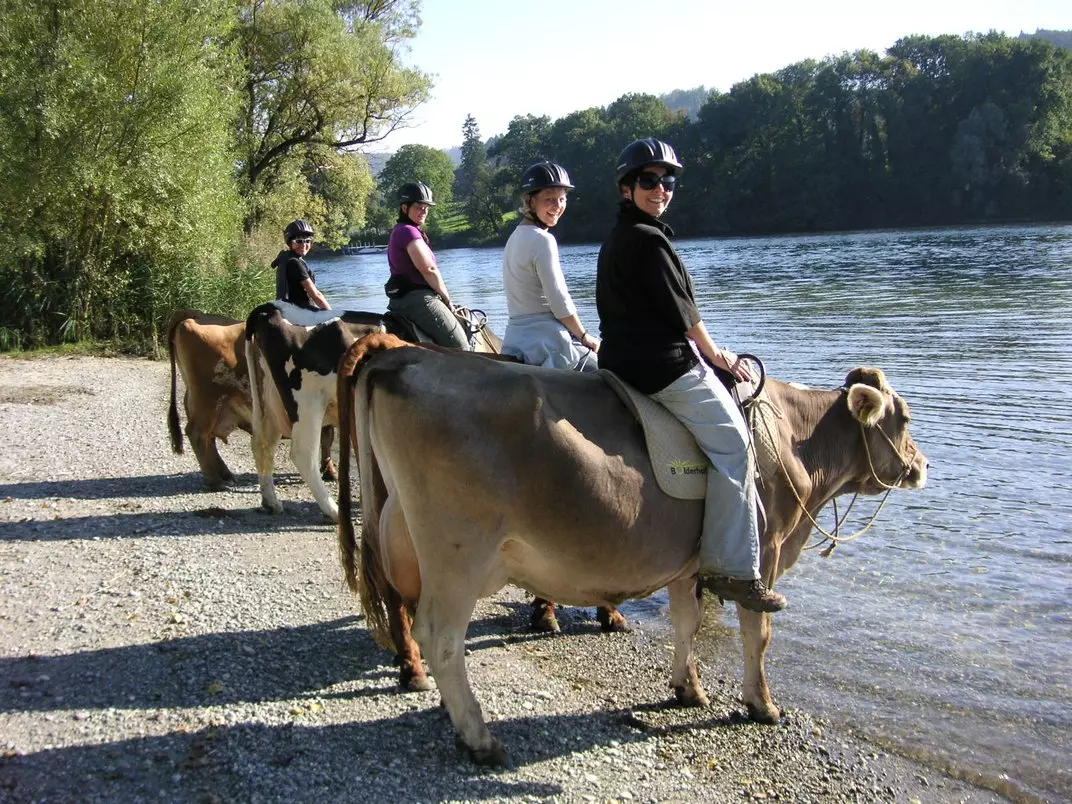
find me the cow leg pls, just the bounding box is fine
[183,396,234,488]
[529,598,560,633]
[319,425,338,482]
[377,494,429,691]
[186,422,233,488]
[290,402,338,522]
[739,607,779,723]
[597,605,629,632]
[389,598,432,692]
[413,583,505,766]
[667,576,709,707]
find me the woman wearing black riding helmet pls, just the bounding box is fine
[595,138,787,614]
[501,161,598,370]
[273,219,331,311]
[385,181,468,349]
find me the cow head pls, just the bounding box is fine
[844,367,928,491]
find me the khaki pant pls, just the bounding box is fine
[387,289,469,349]
[652,357,760,579]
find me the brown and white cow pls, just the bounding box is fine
[336,334,928,766]
[167,308,335,488]
[246,302,503,521]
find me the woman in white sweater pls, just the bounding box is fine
[501,161,599,370]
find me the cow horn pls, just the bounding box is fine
[843,367,890,394]
[846,383,887,426]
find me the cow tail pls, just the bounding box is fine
[336,333,410,650]
[336,337,363,595]
[165,309,199,454]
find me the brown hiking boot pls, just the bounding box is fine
[702,575,787,613]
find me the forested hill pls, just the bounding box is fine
[435,30,1072,245]
[1022,29,1072,50]
[658,86,711,120]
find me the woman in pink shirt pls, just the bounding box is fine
[384,182,469,348]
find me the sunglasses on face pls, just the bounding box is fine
[636,172,677,192]
[293,237,313,245]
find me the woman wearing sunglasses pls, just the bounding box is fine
[595,138,787,614]
[273,219,332,312]
[501,161,598,370]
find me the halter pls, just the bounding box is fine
[755,386,918,557]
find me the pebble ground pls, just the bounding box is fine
[0,355,1006,803]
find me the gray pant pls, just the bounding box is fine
[387,289,469,349]
[652,358,760,579]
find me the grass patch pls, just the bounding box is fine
[432,202,470,236]
[0,339,135,360]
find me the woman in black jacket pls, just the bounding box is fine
[595,138,786,614]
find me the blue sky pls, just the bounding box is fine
[370,0,1072,152]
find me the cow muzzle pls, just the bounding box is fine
[901,450,928,489]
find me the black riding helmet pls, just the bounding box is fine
[284,219,314,243]
[520,161,574,194]
[398,182,436,206]
[615,138,683,185]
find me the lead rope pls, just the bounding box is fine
[750,394,911,558]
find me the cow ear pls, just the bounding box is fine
[844,367,890,394]
[847,384,887,426]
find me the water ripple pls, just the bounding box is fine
[314,222,1072,803]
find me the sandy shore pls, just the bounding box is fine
[0,354,1005,803]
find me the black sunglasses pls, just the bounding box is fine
[636,172,677,191]
[292,237,313,244]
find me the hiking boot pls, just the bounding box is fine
[702,575,787,613]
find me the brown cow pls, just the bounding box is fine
[167,308,335,488]
[336,335,927,765]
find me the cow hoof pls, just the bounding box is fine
[321,459,338,482]
[457,735,509,767]
[530,610,560,634]
[260,500,283,514]
[745,701,781,724]
[401,674,434,693]
[598,607,630,633]
[673,684,710,708]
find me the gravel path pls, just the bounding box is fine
[0,354,1004,803]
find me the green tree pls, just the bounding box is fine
[377,144,456,234]
[0,0,245,349]
[454,114,487,201]
[488,114,553,171]
[232,0,432,236]
[454,115,508,236]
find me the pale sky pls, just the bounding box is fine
[370,0,1072,153]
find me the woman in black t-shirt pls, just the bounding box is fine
[273,220,331,312]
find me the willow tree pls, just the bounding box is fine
[233,0,431,244]
[0,0,243,348]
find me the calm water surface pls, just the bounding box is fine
[312,224,1072,803]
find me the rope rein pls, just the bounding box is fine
[748,389,915,558]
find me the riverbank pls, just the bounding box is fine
[0,355,1005,802]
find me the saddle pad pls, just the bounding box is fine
[272,301,341,328]
[599,371,708,500]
